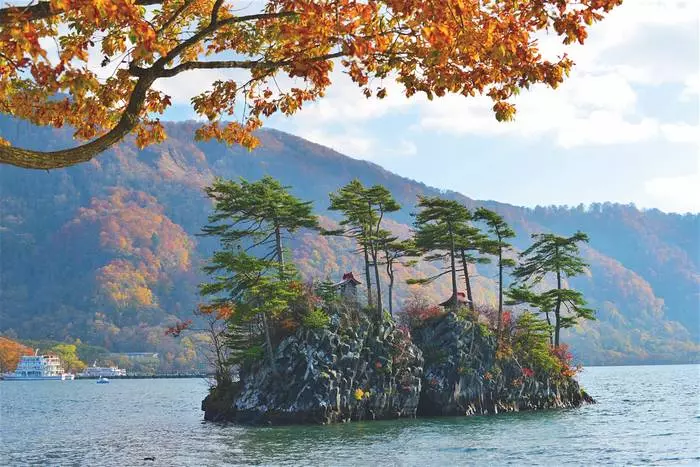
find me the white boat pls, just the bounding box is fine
[96,376,110,384]
[79,362,126,378]
[3,351,75,381]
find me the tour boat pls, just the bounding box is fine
[79,362,126,378]
[3,352,75,380]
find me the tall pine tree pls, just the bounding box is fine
[201,176,318,370]
[474,207,516,339]
[326,180,400,319]
[409,196,472,310]
[509,231,595,346]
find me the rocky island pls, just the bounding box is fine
[202,309,593,425]
[175,176,595,425]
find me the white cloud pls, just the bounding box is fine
[418,72,661,147]
[644,172,700,213]
[292,70,416,124]
[660,123,700,144]
[295,127,418,160]
[298,128,375,158]
[272,0,698,155]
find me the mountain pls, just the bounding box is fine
[1,118,698,367]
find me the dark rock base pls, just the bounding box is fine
[202,313,594,425]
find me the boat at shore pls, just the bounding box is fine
[2,352,74,381]
[79,362,126,378]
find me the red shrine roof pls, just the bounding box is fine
[333,272,362,287]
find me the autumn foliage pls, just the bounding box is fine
[0,337,33,372]
[0,0,622,169]
[399,291,445,328]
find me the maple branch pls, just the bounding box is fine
[210,0,225,24]
[0,70,157,169]
[157,0,195,36]
[159,52,344,77]
[0,0,163,25]
[157,11,298,69]
[0,10,301,170]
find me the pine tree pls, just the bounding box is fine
[326,180,375,309]
[454,222,492,312]
[474,207,516,339]
[200,176,318,371]
[409,196,472,310]
[382,239,418,316]
[509,231,595,346]
[326,180,400,320]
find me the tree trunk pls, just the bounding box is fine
[371,247,383,320]
[386,260,394,316]
[388,282,393,316]
[496,242,503,340]
[460,250,475,312]
[275,226,284,268]
[0,71,155,169]
[260,312,277,373]
[363,245,373,308]
[554,246,562,347]
[448,223,458,311]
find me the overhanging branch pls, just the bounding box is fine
[0,0,164,24]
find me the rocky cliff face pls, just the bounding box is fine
[205,317,423,425]
[203,312,592,425]
[413,313,593,416]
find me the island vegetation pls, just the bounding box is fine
[167,176,596,424]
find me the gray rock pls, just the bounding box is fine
[226,317,423,425]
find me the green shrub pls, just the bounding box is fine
[512,312,562,377]
[303,308,330,329]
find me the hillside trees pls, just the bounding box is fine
[509,232,595,347]
[0,0,622,169]
[0,337,33,372]
[50,343,87,372]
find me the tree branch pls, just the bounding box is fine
[160,51,344,77]
[0,70,157,169]
[0,10,302,170]
[0,0,163,24]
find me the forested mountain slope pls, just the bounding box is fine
[1,118,698,366]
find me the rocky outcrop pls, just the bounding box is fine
[203,312,593,425]
[205,318,423,425]
[413,312,593,416]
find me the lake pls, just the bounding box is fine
[1,365,698,466]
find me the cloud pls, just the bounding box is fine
[416,0,699,148]
[660,123,700,144]
[295,127,418,160]
[297,128,374,158]
[417,72,662,147]
[291,70,416,125]
[644,172,700,213]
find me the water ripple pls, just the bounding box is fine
[1,365,699,466]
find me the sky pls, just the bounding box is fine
[156,0,699,214]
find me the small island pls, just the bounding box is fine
[167,176,595,425]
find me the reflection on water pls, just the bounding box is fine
[1,365,699,466]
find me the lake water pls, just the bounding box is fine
[1,365,698,466]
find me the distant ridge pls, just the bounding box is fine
[1,117,698,366]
